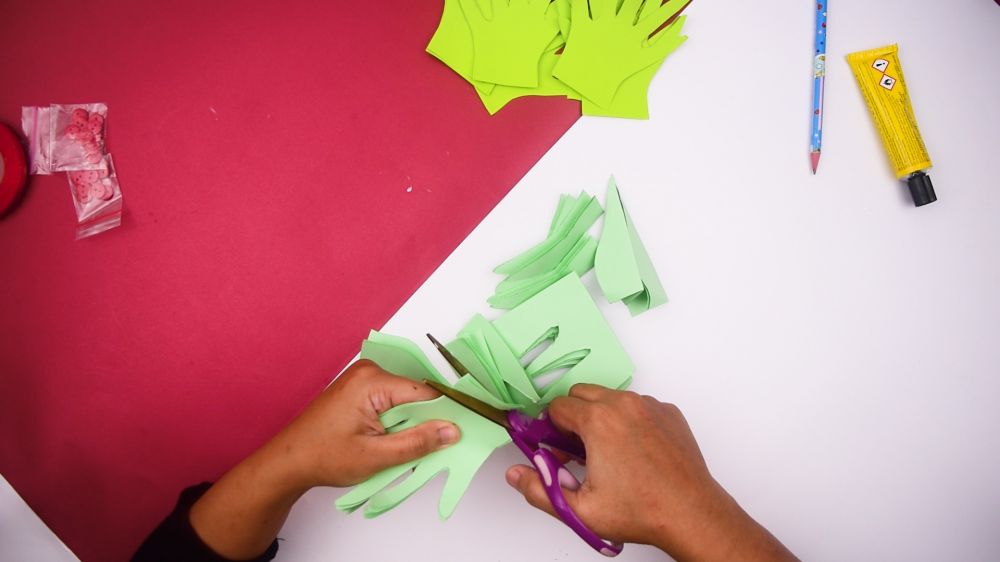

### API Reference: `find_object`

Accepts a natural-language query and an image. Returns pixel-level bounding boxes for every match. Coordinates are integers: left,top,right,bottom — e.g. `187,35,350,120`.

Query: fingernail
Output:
506,468,521,487
438,424,460,445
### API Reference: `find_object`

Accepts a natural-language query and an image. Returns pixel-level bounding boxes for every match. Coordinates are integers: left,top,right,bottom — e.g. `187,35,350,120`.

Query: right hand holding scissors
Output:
505,384,798,562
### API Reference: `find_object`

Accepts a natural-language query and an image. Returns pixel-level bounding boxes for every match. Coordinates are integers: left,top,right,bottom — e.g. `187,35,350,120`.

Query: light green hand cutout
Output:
334,396,511,519
493,273,634,404
583,16,688,119
461,0,561,87
427,0,496,94
554,0,691,107
594,176,668,315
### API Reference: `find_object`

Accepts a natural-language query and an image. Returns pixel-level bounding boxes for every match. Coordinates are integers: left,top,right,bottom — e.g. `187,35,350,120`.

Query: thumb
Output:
505,464,582,519
367,421,461,471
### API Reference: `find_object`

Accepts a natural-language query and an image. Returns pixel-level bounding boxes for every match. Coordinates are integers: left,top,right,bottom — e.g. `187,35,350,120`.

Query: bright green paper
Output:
461,0,560,87
493,273,634,404
583,16,688,119
554,0,690,107
426,0,496,94
334,396,511,519
478,35,581,114
594,177,668,315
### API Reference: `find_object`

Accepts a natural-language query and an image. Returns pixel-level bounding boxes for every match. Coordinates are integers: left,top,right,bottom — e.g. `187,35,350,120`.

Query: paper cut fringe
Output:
337,178,665,519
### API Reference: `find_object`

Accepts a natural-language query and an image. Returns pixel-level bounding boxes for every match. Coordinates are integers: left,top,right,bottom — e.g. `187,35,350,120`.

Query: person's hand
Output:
505,384,796,561
269,358,461,489
188,360,459,560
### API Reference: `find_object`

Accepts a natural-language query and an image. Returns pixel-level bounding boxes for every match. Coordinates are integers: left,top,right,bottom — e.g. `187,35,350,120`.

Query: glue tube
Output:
846,44,936,206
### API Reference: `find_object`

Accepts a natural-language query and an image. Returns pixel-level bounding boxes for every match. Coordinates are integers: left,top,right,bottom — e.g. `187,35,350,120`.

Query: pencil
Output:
810,1,828,174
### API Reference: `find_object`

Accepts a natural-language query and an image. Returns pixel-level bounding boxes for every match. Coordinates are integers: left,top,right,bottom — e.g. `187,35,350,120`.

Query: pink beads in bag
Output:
50,103,108,172
21,102,123,239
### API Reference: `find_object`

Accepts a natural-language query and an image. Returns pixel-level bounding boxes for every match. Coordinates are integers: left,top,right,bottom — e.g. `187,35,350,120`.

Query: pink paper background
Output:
0,2,578,560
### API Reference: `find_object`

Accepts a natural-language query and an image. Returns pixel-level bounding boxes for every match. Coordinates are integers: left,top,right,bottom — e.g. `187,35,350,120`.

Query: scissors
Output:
425,334,624,557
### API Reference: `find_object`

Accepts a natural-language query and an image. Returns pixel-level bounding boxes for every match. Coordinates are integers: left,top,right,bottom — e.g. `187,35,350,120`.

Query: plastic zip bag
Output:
68,154,122,239
50,103,107,172
21,105,53,175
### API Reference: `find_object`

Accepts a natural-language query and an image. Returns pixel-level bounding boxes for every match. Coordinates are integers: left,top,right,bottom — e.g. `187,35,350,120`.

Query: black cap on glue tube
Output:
907,171,937,207
0,123,28,217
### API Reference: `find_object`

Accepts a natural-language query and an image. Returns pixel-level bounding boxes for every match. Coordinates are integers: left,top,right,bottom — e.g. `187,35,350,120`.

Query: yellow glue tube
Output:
847,44,937,206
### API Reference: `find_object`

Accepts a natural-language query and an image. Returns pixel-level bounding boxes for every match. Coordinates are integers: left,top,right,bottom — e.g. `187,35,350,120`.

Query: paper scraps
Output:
489,191,601,310
595,176,668,315
337,177,665,519
427,0,691,119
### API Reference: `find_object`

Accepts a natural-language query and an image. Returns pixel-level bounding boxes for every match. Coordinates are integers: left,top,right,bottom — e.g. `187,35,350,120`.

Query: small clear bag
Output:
50,103,108,172
68,153,122,239
21,105,53,175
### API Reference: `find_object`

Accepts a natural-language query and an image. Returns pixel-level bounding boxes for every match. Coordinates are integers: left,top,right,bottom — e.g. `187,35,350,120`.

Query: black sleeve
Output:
131,482,279,562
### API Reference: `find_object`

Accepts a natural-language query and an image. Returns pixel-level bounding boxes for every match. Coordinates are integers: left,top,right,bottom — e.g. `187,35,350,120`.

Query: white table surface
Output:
7,1,997,560
278,1,1000,560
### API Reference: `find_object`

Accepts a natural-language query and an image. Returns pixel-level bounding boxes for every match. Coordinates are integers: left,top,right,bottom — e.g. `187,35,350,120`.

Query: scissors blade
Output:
422,380,511,430
426,333,470,377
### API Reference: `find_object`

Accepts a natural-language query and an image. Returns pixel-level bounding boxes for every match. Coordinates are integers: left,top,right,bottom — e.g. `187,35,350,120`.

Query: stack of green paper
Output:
488,191,602,309
337,177,668,519
427,0,691,119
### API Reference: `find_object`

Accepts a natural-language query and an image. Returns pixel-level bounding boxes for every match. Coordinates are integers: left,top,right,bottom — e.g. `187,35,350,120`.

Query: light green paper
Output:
488,235,597,310
451,314,541,406
583,17,688,119
553,0,690,107
493,273,634,404
334,396,511,519
426,0,496,95
594,176,668,315
494,191,600,277
461,0,560,87
360,332,450,386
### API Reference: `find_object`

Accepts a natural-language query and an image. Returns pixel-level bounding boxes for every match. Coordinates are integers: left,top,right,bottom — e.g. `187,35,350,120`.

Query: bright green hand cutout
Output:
334,396,511,519
477,34,581,114
462,0,561,87
554,0,691,107
583,16,688,119
594,176,668,315
427,0,496,94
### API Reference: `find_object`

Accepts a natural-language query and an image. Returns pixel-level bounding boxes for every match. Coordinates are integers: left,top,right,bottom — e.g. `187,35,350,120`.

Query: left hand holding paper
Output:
270,360,462,489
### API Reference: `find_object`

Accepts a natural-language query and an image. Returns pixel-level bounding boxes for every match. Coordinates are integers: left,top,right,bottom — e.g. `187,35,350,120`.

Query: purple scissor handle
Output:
425,334,624,557
507,410,624,557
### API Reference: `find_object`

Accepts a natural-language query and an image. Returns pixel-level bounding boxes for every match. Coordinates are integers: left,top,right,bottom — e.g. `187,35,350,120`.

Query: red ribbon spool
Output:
0,123,28,217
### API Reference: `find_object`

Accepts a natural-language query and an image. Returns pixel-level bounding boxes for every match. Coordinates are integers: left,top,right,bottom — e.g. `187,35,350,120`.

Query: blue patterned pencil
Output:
810,1,828,174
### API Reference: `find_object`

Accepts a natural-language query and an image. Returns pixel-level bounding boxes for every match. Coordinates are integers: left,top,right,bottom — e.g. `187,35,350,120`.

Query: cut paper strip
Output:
490,192,602,309
426,0,496,94
335,396,511,519
461,0,560,87
583,16,688,119
488,235,596,310
493,273,634,404
554,0,691,108
594,177,668,315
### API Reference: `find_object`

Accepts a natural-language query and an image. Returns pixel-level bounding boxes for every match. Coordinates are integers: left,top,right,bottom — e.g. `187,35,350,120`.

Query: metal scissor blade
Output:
426,333,470,376
423,379,510,430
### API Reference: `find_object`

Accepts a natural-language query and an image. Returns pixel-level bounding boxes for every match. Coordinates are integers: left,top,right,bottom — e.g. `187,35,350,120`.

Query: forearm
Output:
653,480,798,562
189,439,308,560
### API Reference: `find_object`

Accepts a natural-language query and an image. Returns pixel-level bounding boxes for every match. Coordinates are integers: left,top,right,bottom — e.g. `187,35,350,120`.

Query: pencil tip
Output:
810,151,821,174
